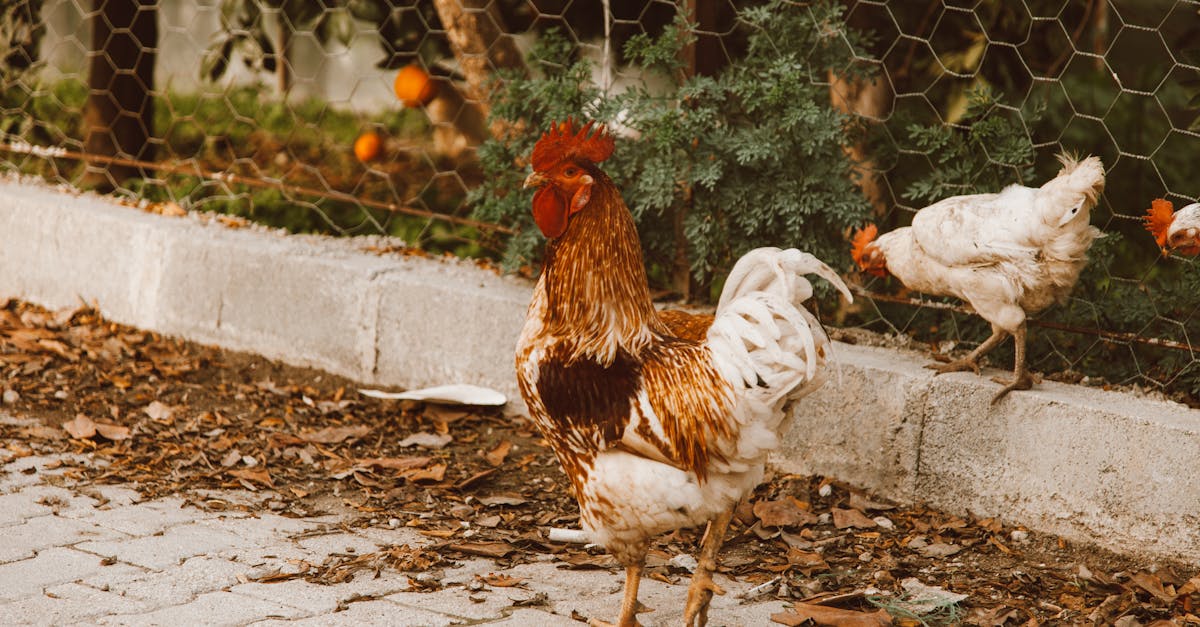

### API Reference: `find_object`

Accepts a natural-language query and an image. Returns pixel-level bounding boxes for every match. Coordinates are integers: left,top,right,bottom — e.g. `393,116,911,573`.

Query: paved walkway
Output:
0,422,784,626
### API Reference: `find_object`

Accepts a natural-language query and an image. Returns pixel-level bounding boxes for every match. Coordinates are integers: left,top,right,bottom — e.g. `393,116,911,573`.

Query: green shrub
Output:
471,1,872,295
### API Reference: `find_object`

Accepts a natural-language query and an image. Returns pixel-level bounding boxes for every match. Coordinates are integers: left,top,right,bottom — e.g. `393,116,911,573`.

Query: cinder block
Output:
0,184,162,322
774,342,928,500
372,263,529,400
151,226,391,381
917,374,1200,564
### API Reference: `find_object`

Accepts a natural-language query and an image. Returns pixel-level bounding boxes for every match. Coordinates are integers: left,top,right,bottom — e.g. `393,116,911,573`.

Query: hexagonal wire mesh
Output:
0,0,1197,404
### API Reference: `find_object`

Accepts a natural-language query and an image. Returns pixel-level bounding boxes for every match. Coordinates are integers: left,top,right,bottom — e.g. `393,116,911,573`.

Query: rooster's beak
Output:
523,172,547,190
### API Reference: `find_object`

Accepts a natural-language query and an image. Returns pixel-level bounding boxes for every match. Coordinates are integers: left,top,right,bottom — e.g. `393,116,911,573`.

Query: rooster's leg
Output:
684,508,733,627
992,322,1034,403
927,325,1007,375
590,561,646,627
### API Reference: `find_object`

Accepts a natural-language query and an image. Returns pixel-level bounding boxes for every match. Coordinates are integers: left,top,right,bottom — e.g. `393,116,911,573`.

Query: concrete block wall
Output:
1,178,1197,565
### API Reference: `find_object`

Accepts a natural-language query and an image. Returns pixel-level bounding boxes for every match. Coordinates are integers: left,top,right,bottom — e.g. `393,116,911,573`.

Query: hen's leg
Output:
927,325,1007,375
992,322,1034,403
684,508,733,627
590,560,646,627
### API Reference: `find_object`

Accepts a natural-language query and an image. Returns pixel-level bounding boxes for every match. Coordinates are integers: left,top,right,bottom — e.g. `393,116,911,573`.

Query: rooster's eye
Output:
563,167,579,177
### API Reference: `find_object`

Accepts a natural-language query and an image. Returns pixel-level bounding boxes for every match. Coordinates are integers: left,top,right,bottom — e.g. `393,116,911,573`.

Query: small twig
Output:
798,589,868,606
738,576,781,601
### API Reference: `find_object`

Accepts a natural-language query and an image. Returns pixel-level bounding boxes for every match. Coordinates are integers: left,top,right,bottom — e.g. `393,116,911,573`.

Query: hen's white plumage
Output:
855,154,1105,401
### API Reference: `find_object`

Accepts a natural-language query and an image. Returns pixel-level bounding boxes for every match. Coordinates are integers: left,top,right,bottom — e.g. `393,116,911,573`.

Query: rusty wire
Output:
852,286,1195,354
0,141,515,235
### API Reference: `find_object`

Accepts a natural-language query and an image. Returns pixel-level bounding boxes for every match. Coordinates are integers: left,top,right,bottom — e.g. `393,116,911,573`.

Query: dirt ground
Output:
0,299,1197,626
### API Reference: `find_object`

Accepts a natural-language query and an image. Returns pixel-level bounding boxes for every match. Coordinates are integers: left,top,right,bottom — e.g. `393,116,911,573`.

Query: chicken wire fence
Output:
1,0,1198,404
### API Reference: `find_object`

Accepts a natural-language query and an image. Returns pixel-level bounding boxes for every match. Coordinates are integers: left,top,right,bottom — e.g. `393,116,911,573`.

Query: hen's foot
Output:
991,372,1035,403
683,571,726,627
926,357,981,375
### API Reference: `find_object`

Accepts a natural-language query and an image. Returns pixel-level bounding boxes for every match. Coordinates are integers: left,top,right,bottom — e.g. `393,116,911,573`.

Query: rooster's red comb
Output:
531,118,614,172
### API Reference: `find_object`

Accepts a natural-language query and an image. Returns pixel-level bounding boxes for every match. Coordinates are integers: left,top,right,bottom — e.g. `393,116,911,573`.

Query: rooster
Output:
851,154,1105,402
1144,198,1200,257
515,120,851,627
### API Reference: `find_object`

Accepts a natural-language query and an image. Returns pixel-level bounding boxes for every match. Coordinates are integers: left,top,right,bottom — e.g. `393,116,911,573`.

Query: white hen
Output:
852,154,1105,402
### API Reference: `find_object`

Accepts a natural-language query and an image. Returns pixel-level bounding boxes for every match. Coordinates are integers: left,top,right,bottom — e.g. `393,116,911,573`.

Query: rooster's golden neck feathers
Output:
533,122,662,363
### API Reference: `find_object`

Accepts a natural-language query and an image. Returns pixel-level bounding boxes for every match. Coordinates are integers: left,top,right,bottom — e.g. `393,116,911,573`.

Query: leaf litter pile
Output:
0,299,1197,626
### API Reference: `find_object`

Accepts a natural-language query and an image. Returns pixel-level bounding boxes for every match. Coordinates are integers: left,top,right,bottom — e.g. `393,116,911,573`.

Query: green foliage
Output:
472,1,871,290
899,87,1037,206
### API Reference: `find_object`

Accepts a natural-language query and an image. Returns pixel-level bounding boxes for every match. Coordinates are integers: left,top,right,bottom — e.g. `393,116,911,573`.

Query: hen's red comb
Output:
1143,198,1175,250
531,118,614,172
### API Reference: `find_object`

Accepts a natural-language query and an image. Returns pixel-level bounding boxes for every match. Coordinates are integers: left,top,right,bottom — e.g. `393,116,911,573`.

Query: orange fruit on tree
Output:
393,64,437,107
354,131,383,163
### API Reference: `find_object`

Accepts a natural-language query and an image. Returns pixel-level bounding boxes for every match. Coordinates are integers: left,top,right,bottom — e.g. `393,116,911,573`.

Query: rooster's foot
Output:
926,357,981,375
990,373,1036,403
588,612,643,619
683,571,725,627
588,602,651,627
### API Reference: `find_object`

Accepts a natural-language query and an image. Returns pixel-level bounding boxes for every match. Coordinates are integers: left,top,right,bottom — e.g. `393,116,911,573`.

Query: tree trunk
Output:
672,0,726,301
426,78,490,158
82,0,156,191
276,16,291,95
828,71,892,218
428,0,526,151
430,0,526,103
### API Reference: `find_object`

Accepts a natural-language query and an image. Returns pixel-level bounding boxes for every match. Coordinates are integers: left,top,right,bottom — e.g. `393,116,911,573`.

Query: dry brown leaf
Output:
451,542,515,558
405,463,446,483
918,542,962,558
398,431,453,449
356,456,432,471
299,425,371,444
964,606,1020,626
849,491,895,512
229,467,274,488
771,603,893,626
484,440,512,467
479,573,524,588
787,548,830,574
832,508,877,530
478,494,527,507
143,401,174,422
755,499,818,528
94,422,131,441
1130,571,1177,604
220,450,241,467
63,414,97,439
557,552,619,569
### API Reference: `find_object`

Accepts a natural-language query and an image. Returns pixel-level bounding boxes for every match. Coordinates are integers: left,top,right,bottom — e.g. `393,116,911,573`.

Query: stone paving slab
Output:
0,453,785,626
0,514,127,564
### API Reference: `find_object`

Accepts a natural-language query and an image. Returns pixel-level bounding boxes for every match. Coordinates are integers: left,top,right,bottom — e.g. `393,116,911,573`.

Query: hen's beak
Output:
523,172,547,190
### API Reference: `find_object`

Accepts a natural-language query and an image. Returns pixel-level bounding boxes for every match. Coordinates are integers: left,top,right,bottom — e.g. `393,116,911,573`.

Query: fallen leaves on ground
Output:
2,300,1199,624
772,603,892,626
